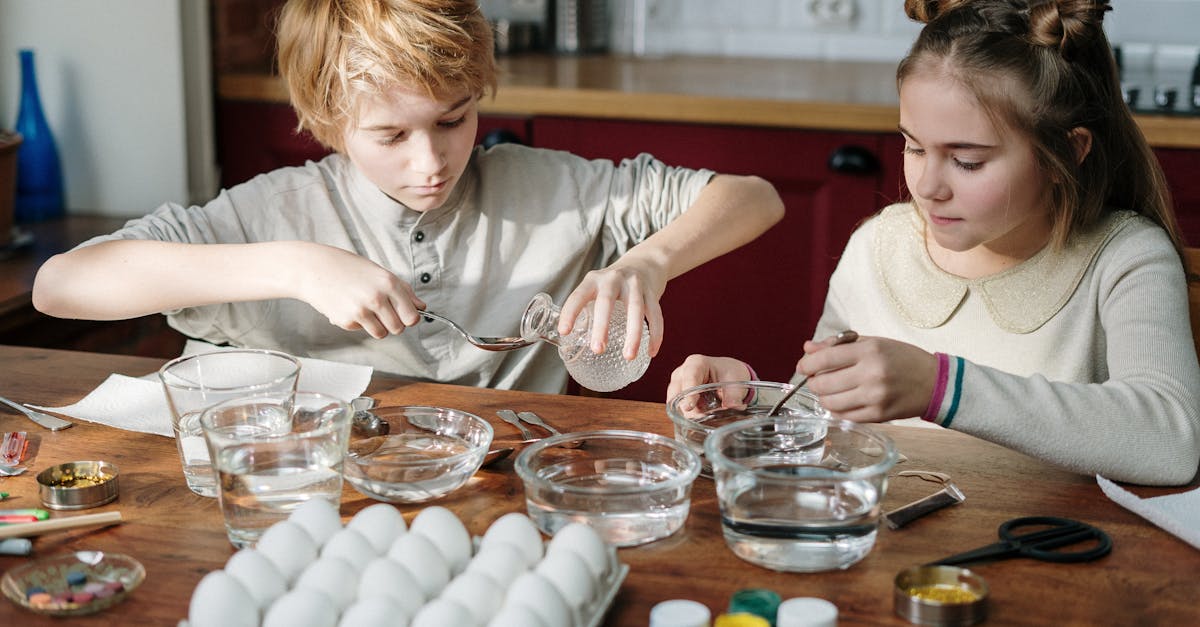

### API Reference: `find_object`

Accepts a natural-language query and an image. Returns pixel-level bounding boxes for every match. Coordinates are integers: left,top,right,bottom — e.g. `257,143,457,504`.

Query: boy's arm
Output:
560,174,784,357
32,239,424,339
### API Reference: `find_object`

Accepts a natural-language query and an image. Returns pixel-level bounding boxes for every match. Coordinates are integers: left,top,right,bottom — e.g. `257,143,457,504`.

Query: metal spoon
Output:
481,447,514,467
768,330,858,416
0,394,73,431
420,311,535,352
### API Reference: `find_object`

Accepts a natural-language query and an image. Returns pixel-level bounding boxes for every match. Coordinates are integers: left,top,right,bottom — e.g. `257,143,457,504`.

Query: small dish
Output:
0,551,144,616
894,565,989,626
37,461,119,510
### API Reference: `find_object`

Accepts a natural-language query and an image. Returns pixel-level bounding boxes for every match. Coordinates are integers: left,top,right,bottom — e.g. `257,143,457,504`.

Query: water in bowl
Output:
345,432,479,502
525,459,691,547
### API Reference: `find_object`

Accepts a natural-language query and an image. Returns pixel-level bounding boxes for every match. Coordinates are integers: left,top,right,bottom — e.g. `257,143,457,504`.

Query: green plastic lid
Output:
728,589,783,626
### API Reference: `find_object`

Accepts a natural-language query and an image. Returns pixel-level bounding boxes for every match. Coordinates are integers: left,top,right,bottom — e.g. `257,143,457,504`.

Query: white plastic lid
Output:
650,599,713,627
777,597,838,627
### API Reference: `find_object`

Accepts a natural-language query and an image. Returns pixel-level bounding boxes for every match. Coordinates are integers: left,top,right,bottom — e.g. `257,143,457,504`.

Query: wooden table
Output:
1,345,1197,625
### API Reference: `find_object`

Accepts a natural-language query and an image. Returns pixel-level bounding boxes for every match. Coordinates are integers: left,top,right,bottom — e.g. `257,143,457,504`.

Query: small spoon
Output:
768,330,858,416
421,311,535,352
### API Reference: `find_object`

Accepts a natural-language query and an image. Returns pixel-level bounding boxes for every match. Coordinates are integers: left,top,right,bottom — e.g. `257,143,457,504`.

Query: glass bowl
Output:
667,380,828,475
514,430,701,547
0,551,144,616
344,406,493,503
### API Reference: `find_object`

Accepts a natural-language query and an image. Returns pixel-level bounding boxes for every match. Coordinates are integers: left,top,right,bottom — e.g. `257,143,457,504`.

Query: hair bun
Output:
904,0,970,23
1029,0,1112,60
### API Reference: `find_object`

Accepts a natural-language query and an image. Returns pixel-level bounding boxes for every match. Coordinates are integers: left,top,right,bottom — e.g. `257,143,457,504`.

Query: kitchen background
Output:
0,0,1198,217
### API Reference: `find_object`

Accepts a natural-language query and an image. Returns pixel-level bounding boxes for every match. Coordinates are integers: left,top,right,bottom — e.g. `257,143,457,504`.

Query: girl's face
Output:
899,72,1054,269
342,84,479,212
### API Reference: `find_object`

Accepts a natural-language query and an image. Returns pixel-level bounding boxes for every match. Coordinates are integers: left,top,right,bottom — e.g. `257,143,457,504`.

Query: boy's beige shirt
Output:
79,144,714,393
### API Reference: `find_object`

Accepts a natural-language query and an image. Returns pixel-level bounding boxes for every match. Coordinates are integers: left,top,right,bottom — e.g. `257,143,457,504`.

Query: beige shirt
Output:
82,145,714,394
816,203,1200,485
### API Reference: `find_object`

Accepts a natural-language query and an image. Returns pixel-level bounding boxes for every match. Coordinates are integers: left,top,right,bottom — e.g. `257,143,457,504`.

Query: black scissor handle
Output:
998,516,1113,563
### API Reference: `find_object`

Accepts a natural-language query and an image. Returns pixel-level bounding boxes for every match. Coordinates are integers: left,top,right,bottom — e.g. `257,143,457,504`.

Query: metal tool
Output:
421,311,535,351
0,395,73,431
930,516,1112,566
516,411,563,437
482,447,514,467
496,410,538,440
767,330,858,416
884,470,965,530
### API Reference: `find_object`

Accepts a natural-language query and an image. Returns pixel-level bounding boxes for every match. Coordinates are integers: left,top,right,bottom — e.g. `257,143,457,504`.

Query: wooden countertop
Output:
219,54,1200,148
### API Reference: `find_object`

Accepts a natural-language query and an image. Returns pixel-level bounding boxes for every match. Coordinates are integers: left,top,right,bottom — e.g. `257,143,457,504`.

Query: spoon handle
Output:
768,330,858,416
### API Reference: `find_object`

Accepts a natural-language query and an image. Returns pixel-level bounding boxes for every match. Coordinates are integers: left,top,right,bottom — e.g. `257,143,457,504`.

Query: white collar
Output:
873,203,1134,333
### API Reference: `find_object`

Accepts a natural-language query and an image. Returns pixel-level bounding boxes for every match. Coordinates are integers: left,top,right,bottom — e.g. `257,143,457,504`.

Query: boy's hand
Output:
559,257,668,360
666,355,754,405
797,336,937,423
294,244,424,339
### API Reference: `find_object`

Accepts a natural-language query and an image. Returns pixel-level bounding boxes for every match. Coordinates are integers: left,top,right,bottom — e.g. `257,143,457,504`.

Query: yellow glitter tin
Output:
894,565,988,626
37,461,119,510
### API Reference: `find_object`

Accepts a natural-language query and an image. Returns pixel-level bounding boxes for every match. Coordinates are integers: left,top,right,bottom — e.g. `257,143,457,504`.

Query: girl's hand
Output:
797,336,937,423
294,244,425,339
666,355,755,404
558,257,668,360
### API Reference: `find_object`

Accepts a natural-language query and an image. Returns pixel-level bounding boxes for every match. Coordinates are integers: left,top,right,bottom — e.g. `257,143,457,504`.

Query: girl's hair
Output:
276,0,496,152
897,0,1185,259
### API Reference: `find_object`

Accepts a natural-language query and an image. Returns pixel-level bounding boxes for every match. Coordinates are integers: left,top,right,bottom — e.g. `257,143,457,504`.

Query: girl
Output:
668,0,1200,485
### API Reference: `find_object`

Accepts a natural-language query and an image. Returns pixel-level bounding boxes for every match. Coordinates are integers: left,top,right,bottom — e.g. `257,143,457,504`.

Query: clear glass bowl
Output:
667,380,828,475
514,430,701,547
344,406,493,503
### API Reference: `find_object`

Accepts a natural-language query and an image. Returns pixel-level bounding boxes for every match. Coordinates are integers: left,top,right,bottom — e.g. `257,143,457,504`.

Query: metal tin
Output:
894,565,988,626
37,461,119,510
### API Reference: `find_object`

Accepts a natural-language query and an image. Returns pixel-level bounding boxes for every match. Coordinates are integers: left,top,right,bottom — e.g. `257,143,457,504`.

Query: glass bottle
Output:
520,292,650,393
14,49,65,222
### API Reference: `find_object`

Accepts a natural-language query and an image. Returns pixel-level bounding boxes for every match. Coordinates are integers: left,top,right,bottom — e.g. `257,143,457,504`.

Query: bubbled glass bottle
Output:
520,292,651,393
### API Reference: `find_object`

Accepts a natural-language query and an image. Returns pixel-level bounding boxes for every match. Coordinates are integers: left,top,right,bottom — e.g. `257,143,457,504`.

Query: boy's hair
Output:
897,0,1184,257
276,0,496,152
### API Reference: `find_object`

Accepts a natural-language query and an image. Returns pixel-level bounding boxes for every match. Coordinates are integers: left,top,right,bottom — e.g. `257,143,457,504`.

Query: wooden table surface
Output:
1,345,1197,625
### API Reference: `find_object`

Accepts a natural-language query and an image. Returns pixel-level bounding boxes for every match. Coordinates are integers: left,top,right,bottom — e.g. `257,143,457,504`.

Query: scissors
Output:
929,516,1112,566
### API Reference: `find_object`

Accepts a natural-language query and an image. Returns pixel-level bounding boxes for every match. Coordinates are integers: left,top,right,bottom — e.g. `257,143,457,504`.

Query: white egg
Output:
338,596,410,627
546,521,613,580
479,513,544,568
387,532,451,598
410,598,476,627
321,527,378,569
294,556,360,611
506,571,574,627
357,557,426,616
440,572,504,625
224,547,287,610
347,503,407,553
262,589,339,627
410,506,472,575
464,541,529,591
288,498,343,546
486,604,549,627
256,520,318,583
187,570,257,627
535,548,597,610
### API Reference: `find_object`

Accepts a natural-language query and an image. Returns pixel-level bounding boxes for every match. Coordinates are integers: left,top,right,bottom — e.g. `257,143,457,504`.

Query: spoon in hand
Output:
768,330,859,416
420,311,535,351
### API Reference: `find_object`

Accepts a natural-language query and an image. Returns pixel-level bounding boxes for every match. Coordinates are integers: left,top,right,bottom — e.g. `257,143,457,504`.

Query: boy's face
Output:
343,84,479,212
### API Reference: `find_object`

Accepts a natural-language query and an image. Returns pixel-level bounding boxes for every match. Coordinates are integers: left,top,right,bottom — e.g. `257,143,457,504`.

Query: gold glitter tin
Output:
894,565,988,626
37,461,119,510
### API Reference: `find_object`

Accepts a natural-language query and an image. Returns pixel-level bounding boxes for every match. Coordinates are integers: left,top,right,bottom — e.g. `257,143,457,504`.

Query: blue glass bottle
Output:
14,49,65,222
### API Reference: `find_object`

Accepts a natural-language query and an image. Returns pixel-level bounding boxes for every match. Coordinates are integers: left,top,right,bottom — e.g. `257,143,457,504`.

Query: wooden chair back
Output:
1187,247,1200,359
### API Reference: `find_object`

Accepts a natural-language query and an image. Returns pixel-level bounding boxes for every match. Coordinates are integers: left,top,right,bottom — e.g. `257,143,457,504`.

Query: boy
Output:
32,0,783,394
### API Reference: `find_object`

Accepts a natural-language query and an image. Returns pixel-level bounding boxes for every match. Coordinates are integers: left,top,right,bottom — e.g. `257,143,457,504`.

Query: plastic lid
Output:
728,588,782,622
714,613,772,627
650,599,712,627
777,597,838,627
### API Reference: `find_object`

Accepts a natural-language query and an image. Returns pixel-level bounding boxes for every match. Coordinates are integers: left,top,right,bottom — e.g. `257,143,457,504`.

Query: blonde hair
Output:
277,0,496,152
898,0,1184,259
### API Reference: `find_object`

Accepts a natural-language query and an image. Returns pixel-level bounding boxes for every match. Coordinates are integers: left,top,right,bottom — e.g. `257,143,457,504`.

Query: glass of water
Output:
705,415,898,572
200,391,351,548
158,349,301,497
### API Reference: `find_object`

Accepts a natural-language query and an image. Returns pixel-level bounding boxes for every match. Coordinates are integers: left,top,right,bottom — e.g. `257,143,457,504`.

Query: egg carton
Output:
180,501,628,627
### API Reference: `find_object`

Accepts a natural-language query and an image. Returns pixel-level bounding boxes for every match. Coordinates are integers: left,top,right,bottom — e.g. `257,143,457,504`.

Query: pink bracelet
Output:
742,361,759,403
921,352,950,423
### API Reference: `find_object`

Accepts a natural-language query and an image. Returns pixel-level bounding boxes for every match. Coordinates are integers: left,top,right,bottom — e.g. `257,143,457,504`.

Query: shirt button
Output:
414,231,425,242
420,272,432,284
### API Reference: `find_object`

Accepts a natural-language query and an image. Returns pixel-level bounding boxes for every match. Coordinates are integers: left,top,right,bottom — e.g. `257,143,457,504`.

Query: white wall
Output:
0,0,216,218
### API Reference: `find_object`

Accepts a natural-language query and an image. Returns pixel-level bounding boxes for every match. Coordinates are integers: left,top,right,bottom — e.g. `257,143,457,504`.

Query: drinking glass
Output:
158,349,301,497
705,415,898,572
200,391,351,548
